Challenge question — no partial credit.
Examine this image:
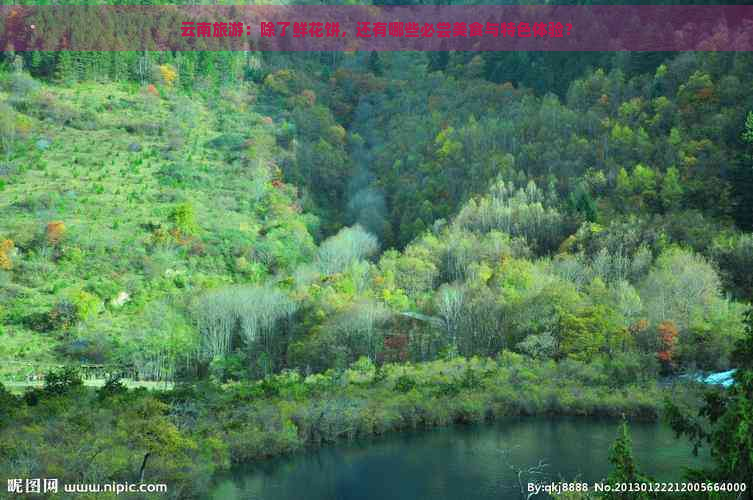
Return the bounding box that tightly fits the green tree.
[631,163,658,209]
[605,419,653,500]
[427,51,449,73]
[171,202,199,236]
[569,186,598,222]
[660,167,684,212]
[556,305,610,361]
[0,383,19,426]
[43,366,83,397]
[117,397,198,483]
[0,103,17,161]
[616,167,632,203]
[55,50,75,83]
[367,51,383,76]
[665,309,753,498]
[734,111,753,230]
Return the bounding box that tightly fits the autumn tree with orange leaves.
[657,320,679,373]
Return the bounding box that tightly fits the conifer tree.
[605,419,652,500]
[55,51,74,84]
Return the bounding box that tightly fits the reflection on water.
[212,417,708,500]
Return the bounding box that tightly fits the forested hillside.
[2,49,752,379]
[2,17,753,498]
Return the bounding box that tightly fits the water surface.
[212,417,708,500]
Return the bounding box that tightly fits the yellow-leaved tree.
[0,239,14,270]
[158,64,178,88]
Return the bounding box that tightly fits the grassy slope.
[0,79,315,380]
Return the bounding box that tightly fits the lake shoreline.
[211,415,708,500]
[1,354,704,498]
[193,354,675,471]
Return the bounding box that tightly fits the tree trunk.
[138,452,151,483]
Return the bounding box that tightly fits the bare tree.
[317,225,379,275]
[495,446,551,500]
[454,179,567,254]
[236,286,297,374]
[642,248,721,330]
[195,285,297,374]
[328,300,390,362]
[196,288,239,361]
[436,283,465,354]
